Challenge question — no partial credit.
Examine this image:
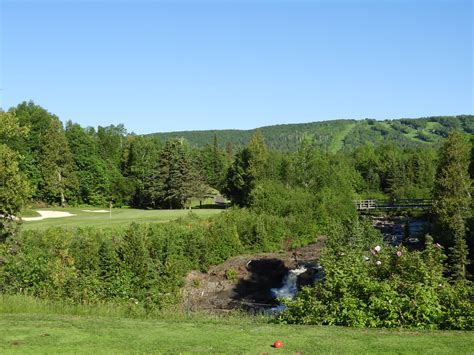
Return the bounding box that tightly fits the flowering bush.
[277,236,473,329]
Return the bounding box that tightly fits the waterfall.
[268,266,307,312]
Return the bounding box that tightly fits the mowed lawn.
[20,207,222,230]
[1,313,473,354]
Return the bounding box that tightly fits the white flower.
[374,245,381,253]
[376,260,382,266]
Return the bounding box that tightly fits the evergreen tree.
[145,139,201,209]
[223,130,269,206]
[225,142,233,163]
[247,129,268,181]
[209,134,226,190]
[467,136,474,277]
[194,134,227,191]
[223,148,252,206]
[432,131,472,279]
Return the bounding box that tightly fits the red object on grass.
[274,340,283,348]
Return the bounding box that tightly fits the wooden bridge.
[354,199,432,211]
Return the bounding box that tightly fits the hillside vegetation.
[149,115,474,152]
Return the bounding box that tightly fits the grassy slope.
[2,313,473,354]
[328,121,357,153]
[150,116,473,152]
[20,207,222,230]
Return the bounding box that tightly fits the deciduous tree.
[0,112,31,240]
[39,119,78,205]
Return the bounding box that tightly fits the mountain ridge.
[148,115,473,152]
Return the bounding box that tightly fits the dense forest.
[150,115,474,152]
[0,101,473,329]
[1,101,472,209]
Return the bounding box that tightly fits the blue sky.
[1,0,472,134]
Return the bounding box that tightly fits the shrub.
[277,236,473,329]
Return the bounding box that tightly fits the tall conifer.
[432,131,472,279]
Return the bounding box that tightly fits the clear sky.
[1,0,472,134]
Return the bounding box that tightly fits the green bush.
[0,207,322,311]
[277,236,474,329]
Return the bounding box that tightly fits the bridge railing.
[354,199,377,210]
[354,199,432,210]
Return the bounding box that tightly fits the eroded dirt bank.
[183,240,324,313]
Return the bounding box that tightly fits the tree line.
[2,101,467,209]
[1,102,229,209]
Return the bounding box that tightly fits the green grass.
[328,121,357,153]
[1,295,473,354]
[2,312,472,354]
[20,207,223,230]
[18,210,41,218]
[399,121,446,145]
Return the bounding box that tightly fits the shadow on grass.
[192,204,228,209]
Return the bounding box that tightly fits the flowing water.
[269,266,310,313]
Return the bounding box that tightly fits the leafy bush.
[0,207,323,310]
[277,236,473,329]
[250,180,316,218]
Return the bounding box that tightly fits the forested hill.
[149,116,474,152]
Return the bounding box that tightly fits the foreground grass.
[20,207,222,230]
[2,313,473,354]
[1,296,473,354]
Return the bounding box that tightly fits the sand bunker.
[82,209,109,213]
[23,210,76,221]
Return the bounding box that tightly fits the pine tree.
[196,134,226,191]
[223,148,251,206]
[223,131,269,206]
[247,129,268,181]
[451,232,469,280]
[145,139,200,209]
[210,134,226,190]
[432,131,472,279]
